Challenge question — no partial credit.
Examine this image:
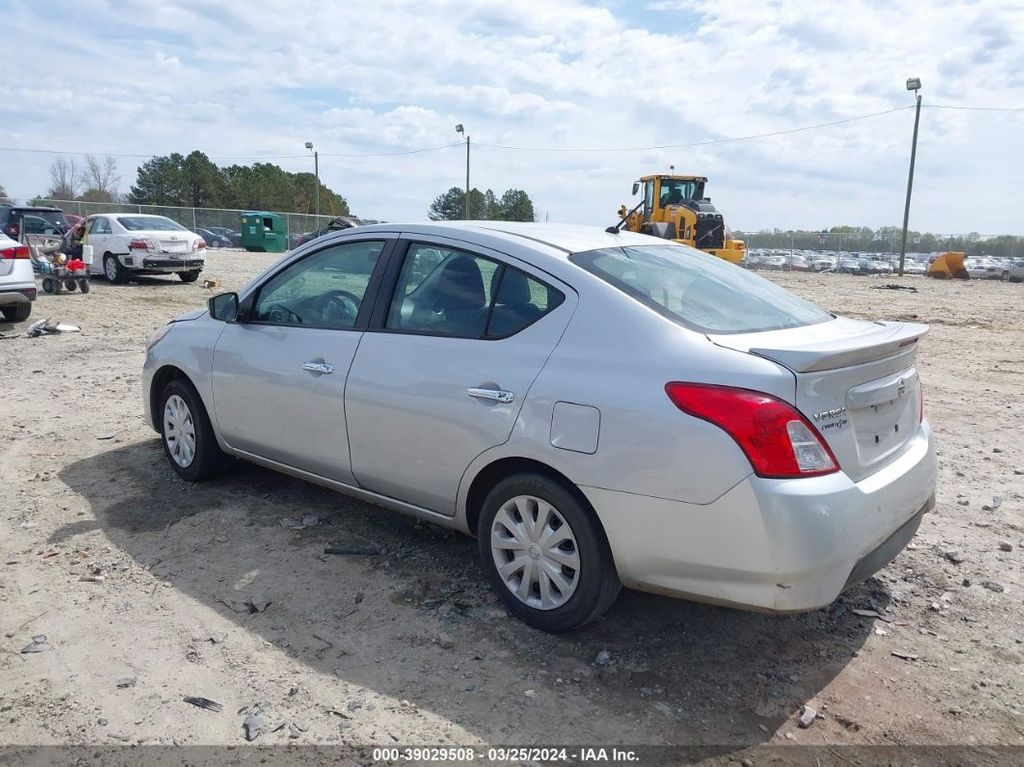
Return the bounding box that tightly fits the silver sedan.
[143,223,936,632]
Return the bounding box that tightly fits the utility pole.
[305,141,320,222]
[456,124,470,219]
[898,78,923,276]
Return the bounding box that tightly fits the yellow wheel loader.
[926,251,968,279]
[608,174,745,263]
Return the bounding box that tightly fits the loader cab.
[637,175,707,219]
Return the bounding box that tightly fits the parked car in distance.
[143,223,936,632]
[206,226,241,247]
[762,254,787,270]
[298,216,364,246]
[81,213,205,283]
[809,254,836,272]
[785,253,810,271]
[0,231,37,322]
[1,204,70,242]
[196,228,232,248]
[1007,258,1024,283]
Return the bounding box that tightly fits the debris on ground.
[242,711,264,741]
[798,705,817,728]
[26,318,81,337]
[891,651,919,661]
[437,631,455,649]
[184,696,223,713]
[247,595,271,613]
[301,515,319,527]
[116,677,137,689]
[872,284,918,292]
[20,635,49,653]
[939,547,966,564]
[595,649,612,666]
[998,541,1013,552]
[980,580,1005,593]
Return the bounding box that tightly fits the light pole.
[455,124,470,219]
[305,141,319,223]
[898,77,922,276]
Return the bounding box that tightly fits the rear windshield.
[17,210,68,230]
[116,216,187,232]
[570,244,832,334]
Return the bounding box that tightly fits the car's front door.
[345,236,575,514]
[211,237,393,483]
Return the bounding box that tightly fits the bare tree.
[48,157,82,199]
[82,155,121,201]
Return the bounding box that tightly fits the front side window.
[90,217,111,234]
[570,244,832,334]
[252,240,385,329]
[386,243,563,338]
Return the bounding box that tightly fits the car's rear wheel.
[104,253,127,284]
[178,271,201,283]
[1,303,31,322]
[477,473,621,632]
[158,378,230,481]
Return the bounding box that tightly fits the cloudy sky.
[2,0,1021,234]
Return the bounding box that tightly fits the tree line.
[736,226,1022,259]
[428,187,535,222]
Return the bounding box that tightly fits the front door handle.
[466,387,514,403]
[301,361,334,375]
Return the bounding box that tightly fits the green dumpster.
[240,212,287,253]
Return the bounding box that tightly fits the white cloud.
[0,0,1020,233]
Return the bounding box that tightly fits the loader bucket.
[927,251,968,279]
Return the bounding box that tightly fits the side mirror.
[208,292,239,322]
[632,181,640,196]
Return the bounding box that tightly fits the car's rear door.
[344,235,575,515]
[211,236,395,483]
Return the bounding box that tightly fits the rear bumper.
[0,285,37,305]
[136,256,204,272]
[582,421,936,612]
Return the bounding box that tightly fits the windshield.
[659,179,699,207]
[116,216,188,232]
[571,244,833,334]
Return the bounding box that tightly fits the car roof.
[350,221,658,257]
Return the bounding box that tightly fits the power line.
[473,106,915,153]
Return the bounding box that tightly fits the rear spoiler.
[712,321,929,373]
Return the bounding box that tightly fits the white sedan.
[83,214,205,283]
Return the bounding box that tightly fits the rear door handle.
[466,387,514,403]
[301,361,334,375]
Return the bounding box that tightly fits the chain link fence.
[9,198,341,247]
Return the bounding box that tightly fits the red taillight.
[194,239,206,251]
[665,382,839,479]
[129,239,151,250]
[0,244,30,260]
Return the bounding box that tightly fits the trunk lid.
[710,317,927,482]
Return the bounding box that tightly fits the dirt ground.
[1,250,1022,760]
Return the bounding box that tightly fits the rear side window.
[117,216,187,232]
[570,244,831,334]
[386,243,563,339]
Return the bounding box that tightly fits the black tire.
[178,271,201,283]
[1,303,31,322]
[64,279,78,292]
[52,277,63,295]
[41,278,54,294]
[78,278,91,294]
[104,253,127,284]
[477,473,621,632]
[157,378,231,481]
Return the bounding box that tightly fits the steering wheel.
[316,289,361,326]
[266,303,302,324]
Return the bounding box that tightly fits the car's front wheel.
[477,473,621,632]
[158,378,230,481]
[178,271,201,283]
